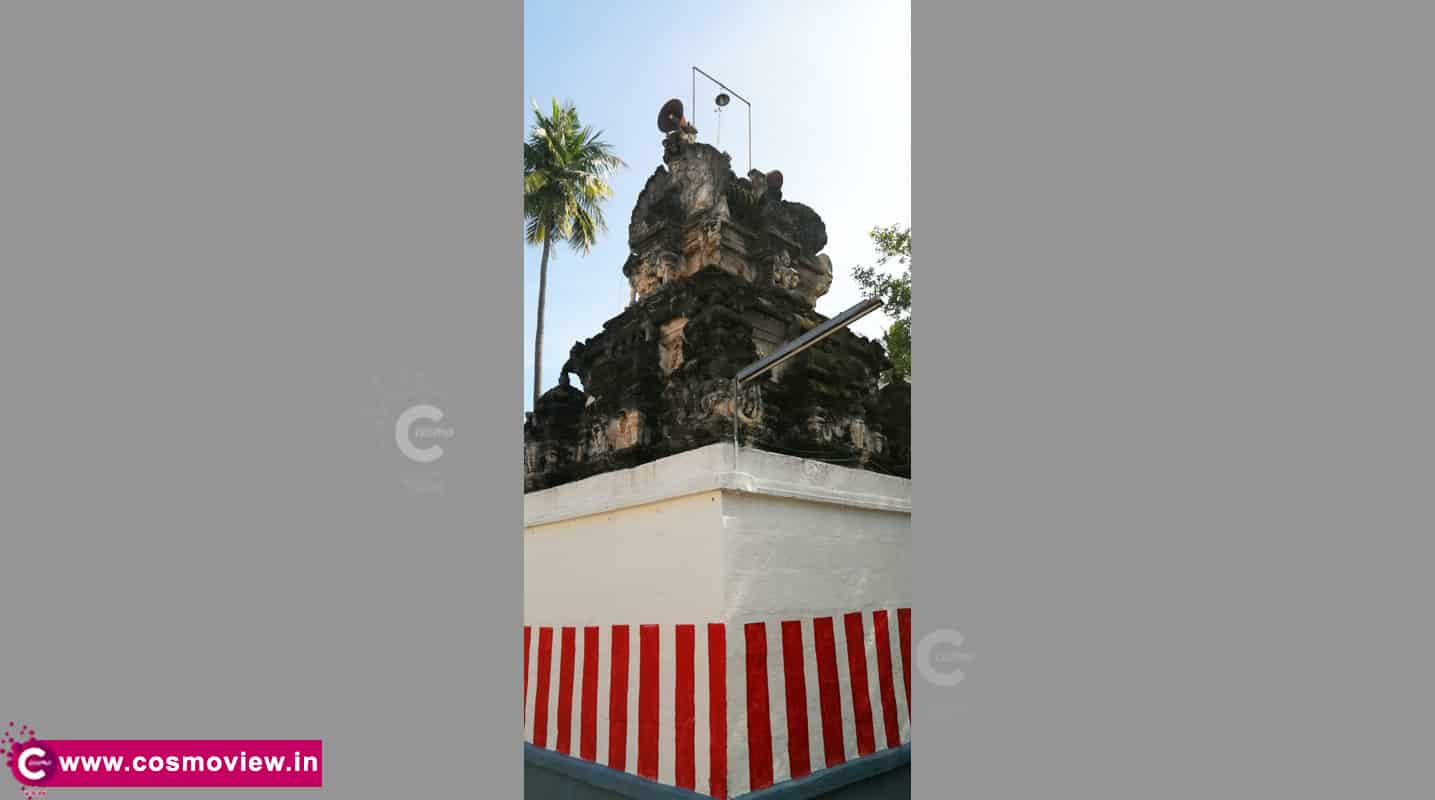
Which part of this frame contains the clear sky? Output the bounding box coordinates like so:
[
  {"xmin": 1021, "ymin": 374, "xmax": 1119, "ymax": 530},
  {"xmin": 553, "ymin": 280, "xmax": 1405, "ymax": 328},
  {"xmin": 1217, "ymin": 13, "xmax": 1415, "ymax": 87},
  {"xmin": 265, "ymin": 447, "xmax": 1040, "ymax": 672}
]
[{"xmin": 523, "ymin": 0, "xmax": 910, "ymax": 410}]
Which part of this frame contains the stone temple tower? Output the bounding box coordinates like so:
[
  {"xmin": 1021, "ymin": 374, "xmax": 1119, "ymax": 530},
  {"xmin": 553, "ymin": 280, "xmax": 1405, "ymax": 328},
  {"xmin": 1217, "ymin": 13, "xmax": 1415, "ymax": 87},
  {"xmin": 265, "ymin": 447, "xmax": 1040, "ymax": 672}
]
[
  {"xmin": 524, "ymin": 100, "xmax": 911, "ymax": 492},
  {"xmin": 523, "ymin": 101, "xmax": 913, "ymax": 798}
]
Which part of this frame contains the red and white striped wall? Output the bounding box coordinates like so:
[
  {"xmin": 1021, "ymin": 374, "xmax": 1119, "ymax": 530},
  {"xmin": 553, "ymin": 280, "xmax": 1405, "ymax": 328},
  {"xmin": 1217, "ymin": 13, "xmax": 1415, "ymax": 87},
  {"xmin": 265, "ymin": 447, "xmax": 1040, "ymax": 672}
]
[{"xmin": 523, "ymin": 607, "xmax": 912, "ymax": 799}]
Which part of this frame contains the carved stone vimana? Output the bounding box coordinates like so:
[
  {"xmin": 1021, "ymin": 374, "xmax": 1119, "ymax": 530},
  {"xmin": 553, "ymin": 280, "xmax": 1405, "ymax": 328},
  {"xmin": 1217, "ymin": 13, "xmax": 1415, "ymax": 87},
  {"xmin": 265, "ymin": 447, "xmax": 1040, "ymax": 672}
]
[{"xmin": 524, "ymin": 100, "xmax": 910, "ymax": 491}]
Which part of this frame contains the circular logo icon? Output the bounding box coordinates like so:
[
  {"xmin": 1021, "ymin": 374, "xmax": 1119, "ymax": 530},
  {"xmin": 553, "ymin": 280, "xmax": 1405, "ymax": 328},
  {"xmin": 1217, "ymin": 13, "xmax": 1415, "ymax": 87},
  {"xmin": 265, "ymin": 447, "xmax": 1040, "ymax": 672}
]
[
  {"xmin": 10, "ymin": 741, "xmax": 57, "ymax": 786},
  {"xmin": 916, "ymin": 628, "xmax": 972, "ymax": 688},
  {"xmin": 396, "ymin": 404, "xmax": 450, "ymax": 463}
]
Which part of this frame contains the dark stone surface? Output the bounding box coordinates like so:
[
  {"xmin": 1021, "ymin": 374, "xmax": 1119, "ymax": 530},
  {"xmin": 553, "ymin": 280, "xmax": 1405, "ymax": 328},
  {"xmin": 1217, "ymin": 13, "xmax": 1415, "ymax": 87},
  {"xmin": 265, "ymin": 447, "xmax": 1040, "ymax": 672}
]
[
  {"xmin": 525, "ymin": 126, "xmax": 910, "ymax": 492},
  {"xmin": 524, "ymin": 268, "xmax": 906, "ymax": 492},
  {"xmin": 524, "ymin": 743, "xmax": 910, "ymax": 800}
]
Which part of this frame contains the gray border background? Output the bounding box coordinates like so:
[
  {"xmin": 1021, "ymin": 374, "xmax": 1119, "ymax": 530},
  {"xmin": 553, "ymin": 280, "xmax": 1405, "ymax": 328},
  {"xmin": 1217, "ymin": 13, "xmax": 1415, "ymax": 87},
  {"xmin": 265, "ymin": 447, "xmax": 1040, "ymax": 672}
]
[
  {"xmin": 4, "ymin": 1, "xmax": 1435, "ymax": 799},
  {"xmin": 1, "ymin": 2, "xmax": 522, "ymax": 797},
  {"xmin": 918, "ymin": 1, "xmax": 1434, "ymax": 797}
]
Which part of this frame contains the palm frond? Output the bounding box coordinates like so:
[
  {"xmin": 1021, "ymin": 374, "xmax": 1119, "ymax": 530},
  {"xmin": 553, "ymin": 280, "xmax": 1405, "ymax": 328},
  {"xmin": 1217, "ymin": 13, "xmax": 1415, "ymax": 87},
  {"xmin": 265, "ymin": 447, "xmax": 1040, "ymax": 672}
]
[{"xmin": 523, "ymin": 98, "xmax": 624, "ymax": 252}]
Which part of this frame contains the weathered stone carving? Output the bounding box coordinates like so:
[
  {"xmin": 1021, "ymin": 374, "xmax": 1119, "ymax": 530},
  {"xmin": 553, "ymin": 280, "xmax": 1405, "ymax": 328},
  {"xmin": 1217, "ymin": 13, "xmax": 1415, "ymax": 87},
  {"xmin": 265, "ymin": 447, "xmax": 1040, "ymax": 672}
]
[
  {"xmin": 524, "ymin": 108, "xmax": 910, "ymax": 492},
  {"xmin": 627, "ymin": 129, "xmax": 834, "ymax": 308},
  {"xmin": 770, "ymin": 250, "xmax": 800, "ymax": 290},
  {"xmin": 657, "ymin": 317, "xmax": 688, "ymax": 376}
]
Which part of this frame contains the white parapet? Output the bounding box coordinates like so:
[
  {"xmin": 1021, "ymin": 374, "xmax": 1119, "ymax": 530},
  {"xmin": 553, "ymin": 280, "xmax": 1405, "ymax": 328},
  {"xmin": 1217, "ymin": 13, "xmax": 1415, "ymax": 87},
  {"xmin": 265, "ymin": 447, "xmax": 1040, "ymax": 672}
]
[
  {"xmin": 523, "ymin": 443, "xmax": 912, "ymax": 798},
  {"xmin": 524, "ymin": 442, "xmax": 911, "ymax": 626}
]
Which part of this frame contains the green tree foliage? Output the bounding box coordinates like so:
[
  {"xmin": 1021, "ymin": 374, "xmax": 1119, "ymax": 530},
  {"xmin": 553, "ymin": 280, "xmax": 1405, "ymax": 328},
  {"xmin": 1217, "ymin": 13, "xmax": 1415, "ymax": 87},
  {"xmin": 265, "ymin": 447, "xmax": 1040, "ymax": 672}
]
[
  {"xmin": 851, "ymin": 224, "xmax": 912, "ymax": 381},
  {"xmin": 524, "ymin": 98, "xmax": 625, "ymax": 407}
]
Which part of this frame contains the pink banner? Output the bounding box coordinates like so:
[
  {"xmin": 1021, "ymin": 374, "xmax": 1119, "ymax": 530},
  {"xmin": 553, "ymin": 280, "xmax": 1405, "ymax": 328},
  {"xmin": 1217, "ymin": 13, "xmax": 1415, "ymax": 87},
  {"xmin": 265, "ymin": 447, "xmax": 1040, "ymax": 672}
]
[{"xmin": 8, "ymin": 740, "xmax": 322, "ymax": 788}]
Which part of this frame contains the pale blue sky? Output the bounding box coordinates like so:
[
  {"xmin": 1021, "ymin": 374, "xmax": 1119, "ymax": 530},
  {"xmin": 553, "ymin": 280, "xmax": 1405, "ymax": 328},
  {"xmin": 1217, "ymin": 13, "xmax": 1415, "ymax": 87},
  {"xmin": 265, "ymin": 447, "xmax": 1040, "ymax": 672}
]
[{"xmin": 524, "ymin": 0, "xmax": 910, "ymax": 409}]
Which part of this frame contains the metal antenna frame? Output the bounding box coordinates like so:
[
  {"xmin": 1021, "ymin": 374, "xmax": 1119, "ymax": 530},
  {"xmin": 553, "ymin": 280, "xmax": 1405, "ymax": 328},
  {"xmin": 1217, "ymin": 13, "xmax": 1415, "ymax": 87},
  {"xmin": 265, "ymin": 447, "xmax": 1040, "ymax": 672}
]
[
  {"xmin": 730, "ymin": 296, "xmax": 885, "ymax": 469},
  {"xmin": 692, "ymin": 66, "xmax": 751, "ymax": 173}
]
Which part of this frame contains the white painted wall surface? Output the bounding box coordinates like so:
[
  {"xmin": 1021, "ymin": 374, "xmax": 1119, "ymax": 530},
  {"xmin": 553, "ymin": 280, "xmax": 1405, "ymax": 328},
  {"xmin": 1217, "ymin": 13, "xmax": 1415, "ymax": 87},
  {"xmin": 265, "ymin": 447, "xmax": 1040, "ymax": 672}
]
[
  {"xmin": 524, "ymin": 443, "xmax": 911, "ymax": 627},
  {"xmin": 719, "ymin": 493, "xmax": 910, "ymax": 623},
  {"xmin": 524, "ymin": 490, "xmax": 726, "ymax": 626}
]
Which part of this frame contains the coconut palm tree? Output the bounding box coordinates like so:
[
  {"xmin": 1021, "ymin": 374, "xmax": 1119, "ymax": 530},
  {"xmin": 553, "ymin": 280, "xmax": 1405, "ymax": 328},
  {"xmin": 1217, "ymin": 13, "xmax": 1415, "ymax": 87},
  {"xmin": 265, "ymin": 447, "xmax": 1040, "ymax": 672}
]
[{"xmin": 524, "ymin": 98, "xmax": 625, "ymax": 408}]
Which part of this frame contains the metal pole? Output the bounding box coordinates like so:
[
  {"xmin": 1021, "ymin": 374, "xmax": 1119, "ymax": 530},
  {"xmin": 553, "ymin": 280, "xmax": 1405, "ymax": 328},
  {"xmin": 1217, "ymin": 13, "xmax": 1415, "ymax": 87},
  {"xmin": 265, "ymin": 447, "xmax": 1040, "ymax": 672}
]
[
  {"xmin": 692, "ymin": 66, "xmax": 752, "ymax": 171},
  {"xmin": 729, "ymin": 297, "xmax": 883, "ymax": 466},
  {"xmin": 732, "ymin": 377, "xmax": 740, "ymax": 471},
  {"xmin": 734, "ymin": 297, "xmax": 884, "ymax": 386}
]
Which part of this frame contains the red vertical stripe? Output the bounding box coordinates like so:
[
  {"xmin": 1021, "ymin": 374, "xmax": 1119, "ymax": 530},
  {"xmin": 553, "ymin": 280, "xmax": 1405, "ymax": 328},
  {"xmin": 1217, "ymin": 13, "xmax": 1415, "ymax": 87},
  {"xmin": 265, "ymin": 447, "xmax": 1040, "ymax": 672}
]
[
  {"xmin": 780, "ymin": 620, "xmax": 812, "ymax": 778},
  {"xmin": 637, "ymin": 624, "xmax": 660, "ymax": 780},
  {"xmin": 707, "ymin": 623, "xmax": 728, "ymax": 800},
  {"xmin": 744, "ymin": 621, "xmax": 774, "ymax": 791},
  {"xmin": 607, "ymin": 625, "xmax": 630, "ymax": 770},
  {"xmin": 812, "ymin": 617, "xmax": 846, "ymax": 768},
  {"xmin": 556, "ymin": 627, "xmax": 577, "ymax": 754},
  {"xmin": 523, "ymin": 626, "xmax": 532, "ymax": 720},
  {"xmin": 580, "ymin": 626, "xmax": 600, "ymax": 761},
  {"xmin": 843, "ymin": 612, "xmax": 877, "ymax": 755},
  {"xmin": 872, "ymin": 611, "xmax": 901, "ymax": 748},
  {"xmin": 897, "ymin": 608, "xmax": 912, "ymax": 711},
  {"xmin": 533, "ymin": 627, "xmax": 555, "ymax": 749},
  {"xmin": 674, "ymin": 624, "xmax": 696, "ymax": 790}
]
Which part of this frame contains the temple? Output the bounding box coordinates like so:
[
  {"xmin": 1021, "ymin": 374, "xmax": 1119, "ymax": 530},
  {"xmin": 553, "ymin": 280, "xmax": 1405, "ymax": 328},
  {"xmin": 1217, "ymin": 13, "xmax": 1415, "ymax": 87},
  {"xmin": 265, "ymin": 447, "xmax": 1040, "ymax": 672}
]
[{"xmin": 524, "ymin": 100, "xmax": 911, "ymax": 492}]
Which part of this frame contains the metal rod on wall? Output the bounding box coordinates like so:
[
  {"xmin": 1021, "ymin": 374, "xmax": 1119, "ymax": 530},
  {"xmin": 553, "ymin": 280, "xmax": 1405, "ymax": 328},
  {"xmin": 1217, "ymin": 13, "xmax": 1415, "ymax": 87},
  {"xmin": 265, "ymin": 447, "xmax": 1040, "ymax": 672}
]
[
  {"xmin": 736, "ymin": 297, "xmax": 883, "ymax": 385},
  {"xmin": 730, "ymin": 296, "xmax": 885, "ymax": 465}
]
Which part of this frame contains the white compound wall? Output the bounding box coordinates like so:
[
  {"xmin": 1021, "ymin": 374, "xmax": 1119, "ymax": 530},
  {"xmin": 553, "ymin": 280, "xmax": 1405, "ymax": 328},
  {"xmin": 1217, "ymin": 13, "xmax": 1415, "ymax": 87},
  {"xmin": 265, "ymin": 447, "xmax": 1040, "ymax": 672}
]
[
  {"xmin": 523, "ymin": 443, "xmax": 911, "ymax": 798},
  {"xmin": 524, "ymin": 443, "xmax": 910, "ymax": 629}
]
